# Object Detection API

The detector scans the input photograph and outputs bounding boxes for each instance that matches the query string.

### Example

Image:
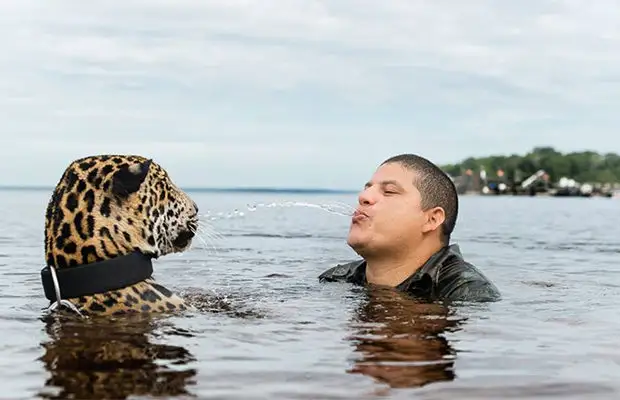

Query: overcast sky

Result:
[1,1,618,189]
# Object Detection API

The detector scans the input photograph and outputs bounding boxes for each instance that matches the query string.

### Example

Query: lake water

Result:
[1,189,619,399]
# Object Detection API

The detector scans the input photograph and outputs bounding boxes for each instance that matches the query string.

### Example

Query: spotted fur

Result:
[44,154,199,316]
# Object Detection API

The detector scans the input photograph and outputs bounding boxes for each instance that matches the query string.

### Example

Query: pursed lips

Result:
[352,209,370,223]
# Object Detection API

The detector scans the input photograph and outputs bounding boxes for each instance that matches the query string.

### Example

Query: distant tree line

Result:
[441,146,620,183]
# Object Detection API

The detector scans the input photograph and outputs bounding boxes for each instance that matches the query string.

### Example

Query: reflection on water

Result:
[346,287,466,389]
[37,311,197,399]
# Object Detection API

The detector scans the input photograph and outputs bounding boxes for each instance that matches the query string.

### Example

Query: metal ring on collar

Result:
[47,266,85,318]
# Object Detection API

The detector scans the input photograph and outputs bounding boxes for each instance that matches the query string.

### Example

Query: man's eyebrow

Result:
[380,180,404,189]
[364,180,404,189]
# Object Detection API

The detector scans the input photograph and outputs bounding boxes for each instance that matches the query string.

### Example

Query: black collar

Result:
[40,251,154,302]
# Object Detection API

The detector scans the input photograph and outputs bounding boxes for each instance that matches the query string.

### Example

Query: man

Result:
[319,154,501,302]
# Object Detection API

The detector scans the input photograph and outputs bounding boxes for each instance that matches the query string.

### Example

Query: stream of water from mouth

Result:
[199,200,356,221]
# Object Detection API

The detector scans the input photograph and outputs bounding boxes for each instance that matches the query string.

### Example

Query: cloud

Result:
[1,0,619,187]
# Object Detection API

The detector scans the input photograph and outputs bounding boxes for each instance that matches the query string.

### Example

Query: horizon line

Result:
[0,185,358,194]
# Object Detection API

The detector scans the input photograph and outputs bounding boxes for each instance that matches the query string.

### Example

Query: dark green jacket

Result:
[319,244,501,302]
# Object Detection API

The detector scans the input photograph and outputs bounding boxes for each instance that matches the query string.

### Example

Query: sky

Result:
[1,0,619,189]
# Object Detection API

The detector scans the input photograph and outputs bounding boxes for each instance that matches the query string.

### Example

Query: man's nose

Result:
[358,187,376,205]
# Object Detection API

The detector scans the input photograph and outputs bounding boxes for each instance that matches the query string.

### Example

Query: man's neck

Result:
[364,240,444,287]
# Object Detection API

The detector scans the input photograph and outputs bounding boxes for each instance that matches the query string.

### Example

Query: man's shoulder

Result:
[435,245,502,302]
[318,259,365,283]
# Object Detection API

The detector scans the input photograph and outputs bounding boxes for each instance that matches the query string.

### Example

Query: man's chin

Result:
[347,235,368,255]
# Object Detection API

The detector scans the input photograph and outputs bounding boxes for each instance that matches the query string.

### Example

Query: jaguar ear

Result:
[111,159,153,197]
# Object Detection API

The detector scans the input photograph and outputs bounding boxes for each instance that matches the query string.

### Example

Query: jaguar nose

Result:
[192,201,199,213]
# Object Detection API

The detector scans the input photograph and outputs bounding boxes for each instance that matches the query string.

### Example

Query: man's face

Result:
[347,162,440,257]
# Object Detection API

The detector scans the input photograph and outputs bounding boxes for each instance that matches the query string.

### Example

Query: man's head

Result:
[347,154,458,259]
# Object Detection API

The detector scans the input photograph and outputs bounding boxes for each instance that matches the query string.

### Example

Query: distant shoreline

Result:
[0,185,358,195]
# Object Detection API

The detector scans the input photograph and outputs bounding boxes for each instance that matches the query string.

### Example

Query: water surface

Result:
[1,189,619,399]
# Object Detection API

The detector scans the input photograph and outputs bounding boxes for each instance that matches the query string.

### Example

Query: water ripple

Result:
[1,191,619,398]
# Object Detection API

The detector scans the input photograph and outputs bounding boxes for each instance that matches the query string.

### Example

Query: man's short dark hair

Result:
[381,153,458,244]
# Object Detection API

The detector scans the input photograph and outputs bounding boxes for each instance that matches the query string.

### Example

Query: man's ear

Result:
[111,159,153,197]
[422,206,446,233]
